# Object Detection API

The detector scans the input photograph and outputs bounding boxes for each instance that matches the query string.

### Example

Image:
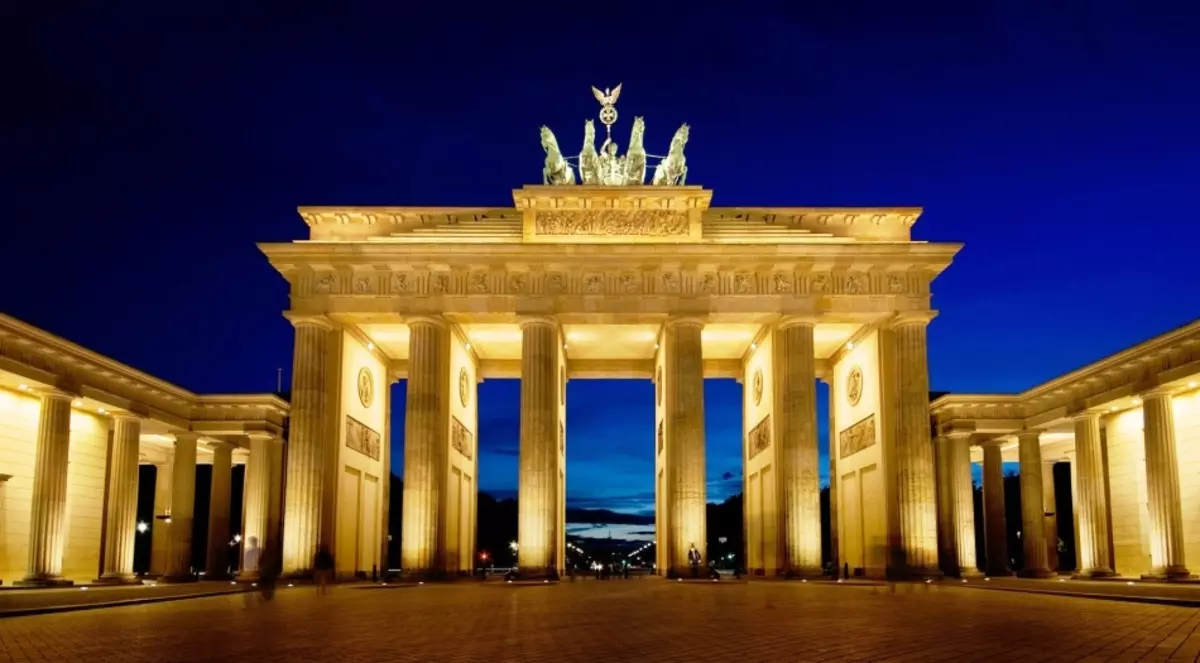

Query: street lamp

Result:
[136,521,149,534]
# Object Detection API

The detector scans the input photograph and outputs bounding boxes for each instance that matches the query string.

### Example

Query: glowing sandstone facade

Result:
[260,184,962,579]
[0,314,286,585]
[931,320,1200,579]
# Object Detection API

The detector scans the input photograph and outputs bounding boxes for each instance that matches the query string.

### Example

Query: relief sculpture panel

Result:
[838,414,876,460]
[748,414,771,460]
[346,416,381,461]
[452,416,474,460]
[533,210,689,236]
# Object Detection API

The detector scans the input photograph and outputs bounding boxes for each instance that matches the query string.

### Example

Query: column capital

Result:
[1015,430,1041,443]
[1069,410,1102,423]
[943,431,974,441]
[664,315,705,330]
[110,411,146,422]
[37,388,76,402]
[1139,385,1177,400]
[405,315,448,330]
[173,431,203,443]
[887,310,937,328]
[518,315,558,330]
[979,438,1006,449]
[283,312,336,331]
[776,315,818,330]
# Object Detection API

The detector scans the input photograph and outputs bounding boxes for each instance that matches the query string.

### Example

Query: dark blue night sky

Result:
[4,2,1196,517]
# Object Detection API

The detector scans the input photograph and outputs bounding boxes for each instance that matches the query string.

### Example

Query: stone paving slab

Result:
[941,576,1200,607]
[0,581,247,618]
[3,579,1200,661]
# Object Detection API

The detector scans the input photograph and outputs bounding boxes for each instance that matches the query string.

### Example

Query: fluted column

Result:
[1072,412,1114,577]
[282,315,334,574]
[163,432,199,581]
[205,440,234,578]
[981,441,1011,576]
[1017,431,1054,577]
[98,414,142,583]
[518,317,560,578]
[242,435,272,578]
[948,434,980,576]
[825,376,839,570]
[1141,390,1190,579]
[934,436,957,575]
[665,317,706,575]
[889,313,939,576]
[401,317,449,576]
[267,438,284,559]
[774,318,821,576]
[1043,460,1059,572]
[150,450,173,575]
[20,390,75,586]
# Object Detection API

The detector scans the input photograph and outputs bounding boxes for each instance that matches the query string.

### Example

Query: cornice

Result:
[931,317,1200,432]
[0,314,290,431]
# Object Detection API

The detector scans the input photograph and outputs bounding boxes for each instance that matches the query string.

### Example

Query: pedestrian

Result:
[688,543,701,578]
[314,545,335,595]
[259,546,279,602]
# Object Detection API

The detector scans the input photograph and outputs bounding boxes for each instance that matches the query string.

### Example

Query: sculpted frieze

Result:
[533,210,689,236]
[839,414,876,460]
[299,267,924,298]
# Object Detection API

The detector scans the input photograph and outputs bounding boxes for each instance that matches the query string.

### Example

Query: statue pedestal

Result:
[513,185,711,244]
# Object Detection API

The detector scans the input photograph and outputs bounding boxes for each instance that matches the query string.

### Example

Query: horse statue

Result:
[540,126,575,185]
[578,119,601,185]
[623,116,647,186]
[652,123,689,186]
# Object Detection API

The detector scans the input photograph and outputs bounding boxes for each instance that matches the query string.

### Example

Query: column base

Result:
[781,567,826,580]
[1072,569,1116,579]
[93,573,143,585]
[15,576,73,588]
[887,567,943,582]
[159,573,198,583]
[1017,568,1057,579]
[667,566,720,580]
[958,568,986,578]
[1142,568,1194,581]
[510,568,560,582]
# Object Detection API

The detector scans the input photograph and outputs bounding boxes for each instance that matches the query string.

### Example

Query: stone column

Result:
[518,317,560,578]
[825,376,839,571]
[1072,412,1115,577]
[981,441,1011,576]
[947,434,980,576]
[401,317,449,576]
[163,432,199,582]
[267,438,284,559]
[1017,431,1054,577]
[774,318,821,576]
[889,313,939,577]
[205,441,234,578]
[20,390,74,586]
[1140,390,1190,579]
[1065,450,1081,573]
[0,474,10,585]
[282,315,333,574]
[242,435,272,579]
[98,414,142,583]
[665,317,706,575]
[150,450,173,576]
[1043,460,1059,572]
[934,436,957,575]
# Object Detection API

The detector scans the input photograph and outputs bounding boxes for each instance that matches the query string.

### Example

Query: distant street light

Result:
[136,521,149,534]
[509,541,519,552]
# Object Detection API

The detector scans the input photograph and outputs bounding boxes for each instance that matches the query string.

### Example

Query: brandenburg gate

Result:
[259,85,962,580]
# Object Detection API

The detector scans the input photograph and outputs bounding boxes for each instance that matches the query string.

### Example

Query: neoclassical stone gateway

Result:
[261,176,962,578]
[0,314,286,586]
[932,320,1200,579]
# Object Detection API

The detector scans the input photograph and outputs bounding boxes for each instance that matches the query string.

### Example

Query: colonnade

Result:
[15,390,282,586]
[935,388,1193,579]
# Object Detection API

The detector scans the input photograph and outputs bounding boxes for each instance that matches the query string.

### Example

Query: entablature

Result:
[931,318,1200,440]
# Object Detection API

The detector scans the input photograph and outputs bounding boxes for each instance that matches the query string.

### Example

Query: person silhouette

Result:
[688,543,701,578]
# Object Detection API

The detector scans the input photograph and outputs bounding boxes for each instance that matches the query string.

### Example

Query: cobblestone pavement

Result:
[4,580,1200,662]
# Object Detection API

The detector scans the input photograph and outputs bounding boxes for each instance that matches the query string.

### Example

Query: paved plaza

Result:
[3,581,1200,662]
